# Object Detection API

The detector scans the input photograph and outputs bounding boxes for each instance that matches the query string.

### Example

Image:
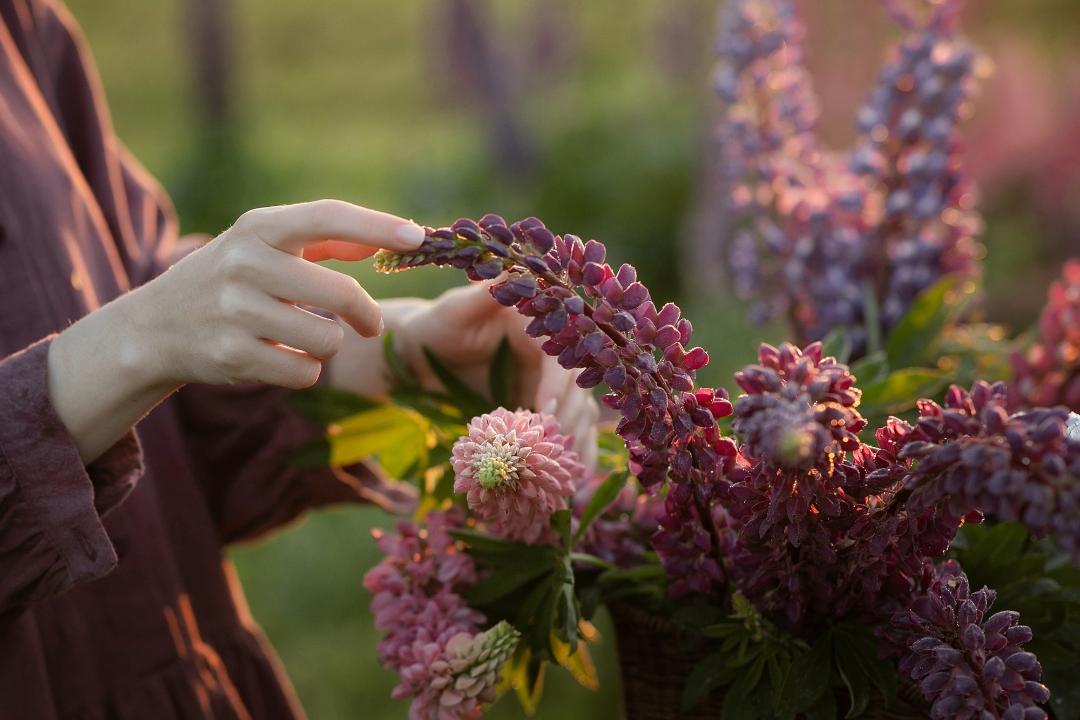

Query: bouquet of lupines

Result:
[286,208,1080,719]
[281,1,1080,716]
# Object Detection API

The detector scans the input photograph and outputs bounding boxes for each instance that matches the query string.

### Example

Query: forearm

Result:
[47,286,177,463]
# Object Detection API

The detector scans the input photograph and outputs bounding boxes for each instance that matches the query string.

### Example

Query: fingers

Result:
[431,281,504,325]
[248,342,324,389]
[248,298,345,360]
[252,251,383,337]
[302,239,378,263]
[237,200,425,255]
[212,334,322,389]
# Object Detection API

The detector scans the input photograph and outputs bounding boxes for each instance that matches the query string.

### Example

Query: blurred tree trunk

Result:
[187,0,234,130]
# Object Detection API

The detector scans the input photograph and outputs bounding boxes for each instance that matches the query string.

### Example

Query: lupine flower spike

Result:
[376,215,737,597]
[885,561,1049,720]
[1012,260,1080,410]
[363,510,519,719]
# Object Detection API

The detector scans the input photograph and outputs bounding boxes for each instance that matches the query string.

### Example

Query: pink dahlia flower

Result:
[451,407,583,544]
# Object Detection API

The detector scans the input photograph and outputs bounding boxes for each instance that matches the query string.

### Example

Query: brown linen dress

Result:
[0,1,401,717]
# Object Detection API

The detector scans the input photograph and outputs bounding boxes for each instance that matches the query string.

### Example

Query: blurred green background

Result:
[65,0,1080,717]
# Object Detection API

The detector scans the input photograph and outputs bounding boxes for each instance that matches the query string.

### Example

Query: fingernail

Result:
[395,222,425,249]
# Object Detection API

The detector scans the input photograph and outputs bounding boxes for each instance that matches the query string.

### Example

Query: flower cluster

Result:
[879,381,1080,561]
[377,215,737,597]
[884,561,1049,720]
[853,0,984,330]
[1011,260,1080,410]
[715,0,869,351]
[363,510,519,719]
[726,343,898,629]
[714,0,985,354]
[373,214,1072,716]
[450,407,583,544]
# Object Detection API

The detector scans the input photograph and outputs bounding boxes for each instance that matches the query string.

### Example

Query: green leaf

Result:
[833,624,897,709]
[859,368,949,418]
[885,276,974,369]
[821,327,854,364]
[862,282,883,357]
[422,346,491,416]
[721,665,769,720]
[489,337,515,408]
[851,351,889,385]
[681,652,734,713]
[803,687,838,720]
[383,331,418,388]
[551,509,573,550]
[450,529,558,562]
[467,562,555,606]
[388,388,466,429]
[835,643,870,718]
[572,470,630,544]
[326,405,431,476]
[290,438,332,467]
[776,631,832,715]
[288,387,379,423]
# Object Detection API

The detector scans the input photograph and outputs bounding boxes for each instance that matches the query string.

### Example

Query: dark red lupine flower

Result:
[877,381,1080,561]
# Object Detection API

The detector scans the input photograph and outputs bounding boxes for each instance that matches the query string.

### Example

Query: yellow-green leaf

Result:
[327,405,430,477]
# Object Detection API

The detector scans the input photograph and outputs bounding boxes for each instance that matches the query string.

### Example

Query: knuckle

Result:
[212,333,248,375]
[218,243,254,283]
[315,321,345,357]
[284,360,322,389]
[234,207,268,232]
[217,285,253,323]
[306,199,341,227]
[333,274,364,312]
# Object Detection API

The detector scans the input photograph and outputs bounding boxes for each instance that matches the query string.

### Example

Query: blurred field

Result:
[65,0,1080,717]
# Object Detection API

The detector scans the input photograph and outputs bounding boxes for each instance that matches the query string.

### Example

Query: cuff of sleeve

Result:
[0,337,144,590]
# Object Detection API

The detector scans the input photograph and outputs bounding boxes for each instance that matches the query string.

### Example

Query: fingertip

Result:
[394,222,425,250]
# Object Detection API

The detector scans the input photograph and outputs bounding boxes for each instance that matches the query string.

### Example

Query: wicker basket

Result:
[609,603,927,720]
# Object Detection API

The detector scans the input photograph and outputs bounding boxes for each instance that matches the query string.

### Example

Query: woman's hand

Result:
[136,200,422,388]
[48,200,424,462]
[330,283,600,468]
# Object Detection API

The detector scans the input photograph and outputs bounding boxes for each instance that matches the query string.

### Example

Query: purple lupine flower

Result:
[364,510,517,719]
[853,0,985,330]
[1011,260,1080,410]
[713,0,985,355]
[877,381,1080,561]
[714,0,870,353]
[375,215,737,597]
[884,560,1049,720]
[451,407,583,545]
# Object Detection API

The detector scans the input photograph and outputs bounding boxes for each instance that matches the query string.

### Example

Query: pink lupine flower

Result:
[451,407,583,544]
[364,510,518,720]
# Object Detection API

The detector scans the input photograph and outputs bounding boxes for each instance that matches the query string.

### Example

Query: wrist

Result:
[109,282,182,393]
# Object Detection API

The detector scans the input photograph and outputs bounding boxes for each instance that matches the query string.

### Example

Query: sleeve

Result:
[0,338,144,615]
[172,382,415,545]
